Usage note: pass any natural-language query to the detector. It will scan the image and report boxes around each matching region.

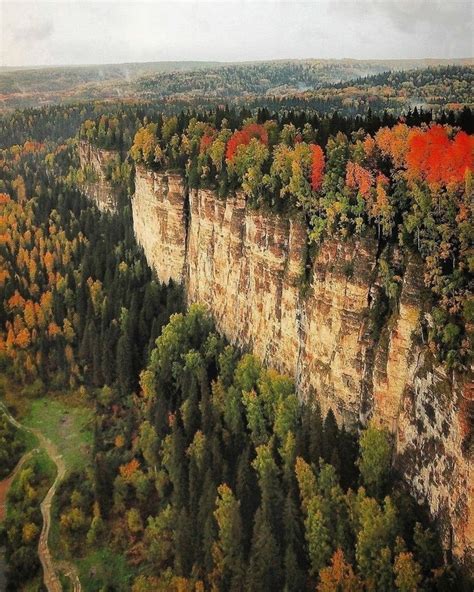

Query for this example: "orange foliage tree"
[226,123,269,162]
[310,144,325,191]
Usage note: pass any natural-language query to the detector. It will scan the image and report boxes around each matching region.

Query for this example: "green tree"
[394,552,423,592]
[144,505,175,573]
[139,421,159,473]
[116,331,133,396]
[211,483,244,592]
[354,490,399,584]
[282,490,306,592]
[305,495,332,577]
[247,506,282,592]
[357,423,392,497]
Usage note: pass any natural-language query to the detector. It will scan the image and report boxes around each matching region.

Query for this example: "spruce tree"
[174,507,194,577]
[283,490,306,592]
[322,408,339,463]
[211,484,244,592]
[309,402,324,465]
[247,506,282,592]
[116,330,133,396]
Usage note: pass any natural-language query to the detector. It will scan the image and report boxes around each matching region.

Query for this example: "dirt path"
[0,402,82,592]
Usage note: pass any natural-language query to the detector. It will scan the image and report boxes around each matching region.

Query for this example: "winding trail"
[0,402,82,592]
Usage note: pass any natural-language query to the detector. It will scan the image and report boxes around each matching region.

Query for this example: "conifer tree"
[116,330,133,396]
[174,507,194,577]
[211,484,244,592]
[247,506,282,592]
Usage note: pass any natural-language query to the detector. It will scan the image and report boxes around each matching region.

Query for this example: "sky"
[2,0,473,68]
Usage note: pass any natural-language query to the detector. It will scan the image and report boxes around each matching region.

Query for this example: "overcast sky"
[2,0,473,67]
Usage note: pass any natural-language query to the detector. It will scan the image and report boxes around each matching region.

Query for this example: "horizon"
[2,0,473,68]
[2,56,473,73]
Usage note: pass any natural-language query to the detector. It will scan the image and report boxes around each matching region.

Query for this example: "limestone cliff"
[132,165,187,285]
[77,141,121,213]
[186,189,378,426]
[94,159,474,563]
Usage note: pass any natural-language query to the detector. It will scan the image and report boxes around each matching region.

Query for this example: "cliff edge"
[82,148,473,564]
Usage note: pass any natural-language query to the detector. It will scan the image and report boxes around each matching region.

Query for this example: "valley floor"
[0,391,94,591]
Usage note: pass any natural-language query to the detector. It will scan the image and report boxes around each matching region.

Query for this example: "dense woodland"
[122,109,473,370]
[0,413,25,479]
[2,451,54,589]
[2,60,471,111]
[0,90,472,590]
[302,66,474,115]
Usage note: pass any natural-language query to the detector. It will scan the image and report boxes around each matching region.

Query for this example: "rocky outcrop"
[395,363,473,563]
[132,166,187,285]
[186,189,380,426]
[129,164,473,563]
[77,141,121,213]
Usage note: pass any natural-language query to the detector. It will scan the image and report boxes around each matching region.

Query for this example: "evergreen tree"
[247,506,282,592]
[116,330,133,396]
[174,507,194,577]
[282,490,306,592]
[322,409,339,464]
[357,423,392,497]
[211,484,244,592]
[236,445,259,552]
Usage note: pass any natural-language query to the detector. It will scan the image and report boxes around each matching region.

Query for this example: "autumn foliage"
[376,123,474,187]
[345,162,374,198]
[406,125,474,186]
[310,144,325,191]
[120,458,141,482]
[199,133,214,154]
[226,123,268,161]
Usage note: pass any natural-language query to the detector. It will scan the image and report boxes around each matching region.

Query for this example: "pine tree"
[198,470,217,572]
[211,484,244,592]
[246,506,282,592]
[282,490,306,592]
[305,495,332,578]
[101,329,114,385]
[174,507,194,577]
[357,423,392,498]
[323,409,339,463]
[236,445,259,553]
[309,402,324,465]
[116,330,133,396]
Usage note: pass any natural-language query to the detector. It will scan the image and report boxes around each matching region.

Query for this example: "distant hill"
[0,58,472,111]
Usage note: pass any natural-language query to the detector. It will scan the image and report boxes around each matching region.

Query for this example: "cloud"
[329,0,472,36]
[12,19,54,42]
[1,0,472,67]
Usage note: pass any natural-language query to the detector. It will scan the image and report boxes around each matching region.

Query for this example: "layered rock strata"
[88,158,473,563]
[77,141,121,212]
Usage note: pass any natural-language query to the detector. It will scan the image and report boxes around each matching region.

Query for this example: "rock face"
[77,141,121,212]
[132,166,187,284]
[186,189,379,426]
[128,164,473,563]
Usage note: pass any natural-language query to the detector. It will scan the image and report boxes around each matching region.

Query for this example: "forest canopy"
[126,112,473,369]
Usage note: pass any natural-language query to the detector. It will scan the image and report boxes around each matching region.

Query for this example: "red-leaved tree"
[226,123,269,162]
[310,144,325,191]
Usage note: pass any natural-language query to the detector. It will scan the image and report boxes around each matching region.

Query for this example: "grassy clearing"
[77,549,135,592]
[1,382,97,587]
[23,396,94,474]
[34,448,57,482]
[1,384,133,590]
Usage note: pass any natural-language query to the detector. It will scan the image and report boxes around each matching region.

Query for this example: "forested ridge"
[124,108,473,370]
[0,97,472,590]
[1,60,471,111]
